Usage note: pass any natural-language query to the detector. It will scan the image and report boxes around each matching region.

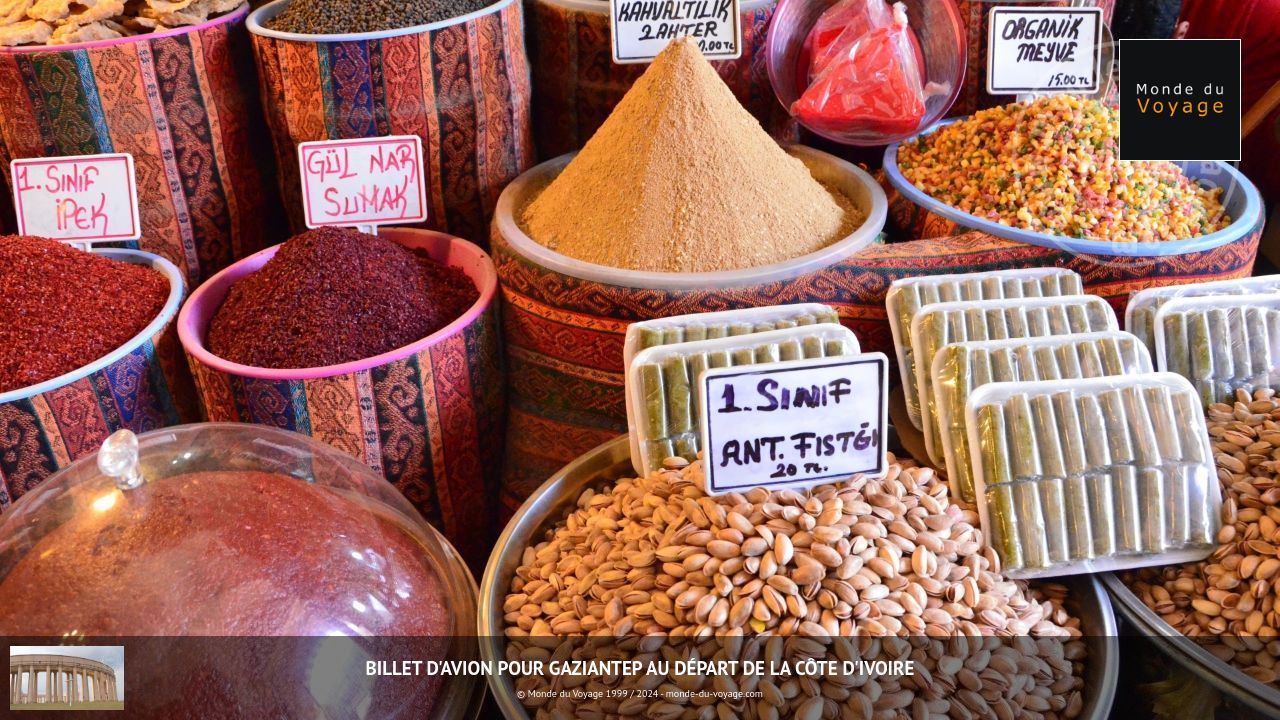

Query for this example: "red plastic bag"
[802,0,893,79]
[792,2,926,136]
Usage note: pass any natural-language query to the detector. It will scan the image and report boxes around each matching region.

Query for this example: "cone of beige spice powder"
[521,37,863,273]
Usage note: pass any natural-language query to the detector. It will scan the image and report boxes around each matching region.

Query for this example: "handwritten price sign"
[11,153,140,242]
[986,7,1102,94]
[699,354,888,495]
[609,0,742,63]
[298,136,427,229]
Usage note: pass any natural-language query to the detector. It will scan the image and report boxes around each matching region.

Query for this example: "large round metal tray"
[480,433,1120,719]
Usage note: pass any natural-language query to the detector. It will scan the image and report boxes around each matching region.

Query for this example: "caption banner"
[699,354,888,495]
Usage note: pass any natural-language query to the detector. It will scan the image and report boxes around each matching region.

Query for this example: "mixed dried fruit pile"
[897,95,1231,242]
[1,0,245,46]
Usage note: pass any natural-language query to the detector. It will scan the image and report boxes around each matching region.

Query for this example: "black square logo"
[1119,39,1240,161]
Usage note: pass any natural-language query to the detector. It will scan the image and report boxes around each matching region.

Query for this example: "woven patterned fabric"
[493,223,1258,511]
[0,7,282,284]
[0,306,197,509]
[251,0,535,248]
[187,302,505,567]
[525,0,797,160]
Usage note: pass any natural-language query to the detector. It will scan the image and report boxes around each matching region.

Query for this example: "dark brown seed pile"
[266,0,491,34]
[207,227,479,370]
[0,235,169,394]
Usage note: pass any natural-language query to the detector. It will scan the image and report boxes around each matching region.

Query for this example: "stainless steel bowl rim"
[1103,572,1280,716]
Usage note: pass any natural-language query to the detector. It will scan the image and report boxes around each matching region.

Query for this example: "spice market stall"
[0,2,1274,717]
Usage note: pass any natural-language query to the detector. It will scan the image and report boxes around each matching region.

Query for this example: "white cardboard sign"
[11,153,140,243]
[298,135,427,229]
[986,7,1102,94]
[699,354,888,495]
[609,0,742,64]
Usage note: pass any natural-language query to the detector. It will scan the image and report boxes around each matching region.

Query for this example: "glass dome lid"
[0,423,477,639]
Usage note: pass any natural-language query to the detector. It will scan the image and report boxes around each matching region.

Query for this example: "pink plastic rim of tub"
[0,4,248,54]
[178,228,498,381]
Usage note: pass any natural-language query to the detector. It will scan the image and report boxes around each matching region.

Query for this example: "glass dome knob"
[98,429,143,490]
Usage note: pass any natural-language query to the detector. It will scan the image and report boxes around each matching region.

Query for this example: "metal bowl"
[480,434,1120,720]
[1103,573,1280,717]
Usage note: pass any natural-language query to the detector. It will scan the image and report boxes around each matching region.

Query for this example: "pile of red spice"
[0,235,169,394]
[208,227,479,369]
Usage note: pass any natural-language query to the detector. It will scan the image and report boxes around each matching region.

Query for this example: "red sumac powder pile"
[0,235,169,394]
[208,228,479,369]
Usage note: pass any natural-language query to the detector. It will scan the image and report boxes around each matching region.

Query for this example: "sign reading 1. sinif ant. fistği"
[987,7,1102,94]
[610,0,741,64]
[699,354,887,495]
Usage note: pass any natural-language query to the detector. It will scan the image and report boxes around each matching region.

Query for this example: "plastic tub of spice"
[0,4,282,284]
[480,432,1120,720]
[526,0,795,160]
[246,0,534,247]
[882,97,1266,257]
[178,227,503,568]
[490,38,888,508]
[0,423,484,718]
[0,236,196,510]
[766,0,966,145]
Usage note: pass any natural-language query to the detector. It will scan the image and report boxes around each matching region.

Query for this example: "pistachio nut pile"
[503,454,1088,719]
[1130,388,1280,686]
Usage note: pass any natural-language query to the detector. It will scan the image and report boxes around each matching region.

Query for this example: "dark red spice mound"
[0,235,169,394]
[208,227,479,369]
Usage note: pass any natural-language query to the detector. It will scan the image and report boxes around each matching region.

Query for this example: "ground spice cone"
[522,37,862,273]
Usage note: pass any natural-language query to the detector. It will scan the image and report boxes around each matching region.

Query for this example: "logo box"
[1119,39,1241,161]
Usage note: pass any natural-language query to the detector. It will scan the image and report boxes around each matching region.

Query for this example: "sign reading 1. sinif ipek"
[11,153,140,243]
[699,354,888,495]
[987,7,1102,94]
[610,0,742,64]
